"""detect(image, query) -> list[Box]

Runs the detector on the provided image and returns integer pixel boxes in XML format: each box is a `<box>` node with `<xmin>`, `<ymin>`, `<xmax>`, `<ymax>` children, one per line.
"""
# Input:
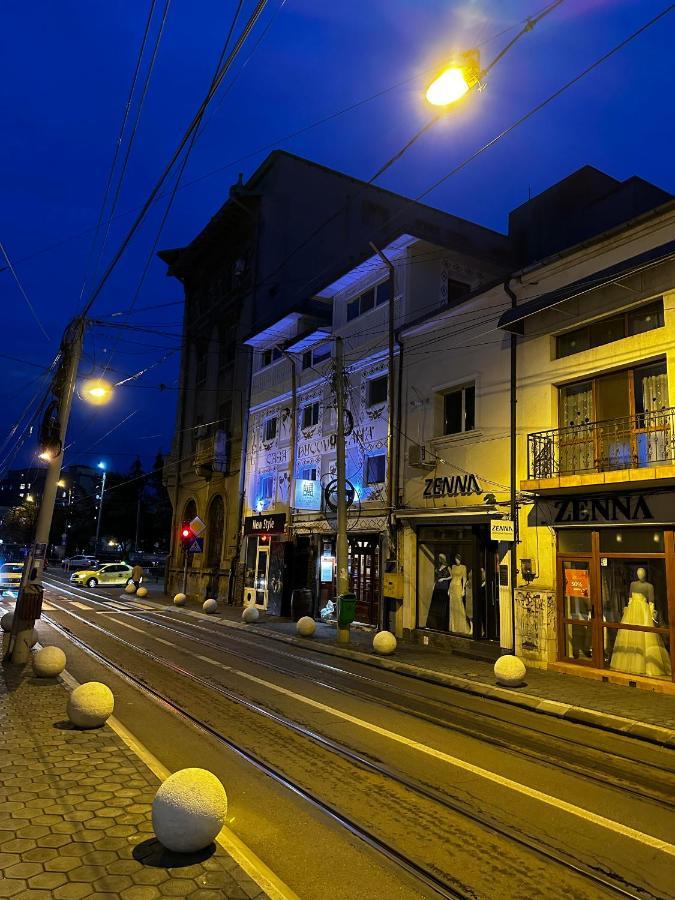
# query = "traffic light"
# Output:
<box><xmin>180</xmin><ymin>523</ymin><xmax>194</xmax><ymax>549</ymax></box>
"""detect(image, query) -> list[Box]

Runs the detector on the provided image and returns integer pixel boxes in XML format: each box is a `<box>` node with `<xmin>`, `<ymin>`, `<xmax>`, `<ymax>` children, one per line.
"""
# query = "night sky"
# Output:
<box><xmin>2</xmin><ymin>0</ymin><xmax>673</xmax><ymax>478</ymax></box>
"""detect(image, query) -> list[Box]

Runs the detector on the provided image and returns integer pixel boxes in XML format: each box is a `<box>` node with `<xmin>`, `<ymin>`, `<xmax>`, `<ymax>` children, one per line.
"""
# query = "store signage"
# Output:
<box><xmin>423</xmin><ymin>474</ymin><xmax>482</xmax><ymax>498</ymax></box>
<box><xmin>294</xmin><ymin>479</ymin><xmax>322</xmax><ymax>511</ymax></box>
<box><xmin>244</xmin><ymin>513</ymin><xmax>287</xmax><ymax>535</ymax></box>
<box><xmin>533</xmin><ymin>493</ymin><xmax>664</xmax><ymax>526</ymax></box>
<box><xmin>297</xmin><ymin>426</ymin><xmax>374</xmax><ymax>460</ymax></box>
<box><xmin>320</xmin><ymin>556</ymin><xmax>334</xmax><ymax>582</ymax></box>
<box><xmin>265</xmin><ymin>449</ymin><xmax>288</xmax><ymax>465</ymax></box>
<box><xmin>490</xmin><ymin>519</ymin><xmax>514</xmax><ymax>541</ymax></box>
<box><xmin>565</xmin><ymin>568</ymin><xmax>589</xmax><ymax>597</ymax></box>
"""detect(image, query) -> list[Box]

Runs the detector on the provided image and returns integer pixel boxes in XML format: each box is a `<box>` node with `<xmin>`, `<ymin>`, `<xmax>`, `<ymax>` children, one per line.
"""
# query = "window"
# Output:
<box><xmin>346</xmin><ymin>282</ymin><xmax>389</xmax><ymax>321</ymax></box>
<box><xmin>367</xmin><ymin>375</ymin><xmax>388</xmax><ymax>407</ymax></box>
<box><xmin>301</xmin><ymin>402</ymin><xmax>320</xmax><ymax>429</ymax></box>
<box><xmin>446</xmin><ymin>278</ymin><xmax>470</xmax><ymax>304</ymax></box>
<box><xmin>261</xmin><ymin>348</ymin><xmax>282</xmax><ymax>368</ymax></box>
<box><xmin>555</xmin><ymin>299</ymin><xmax>664</xmax><ymax>359</ymax></box>
<box><xmin>195</xmin><ymin>346</ymin><xmax>208</xmax><ymax>385</ymax></box>
<box><xmin>263</xmin><ymin>417</ymin><xmax>277</xmax><ymax>442</ymax></box>
<box><xmin>300</xmin><ymin>466</ymin><xmax>318</xmax><ymax>481</ymax></box>
<box><xmin>206</xmin><ymin>495</ymin><xmax>225</xmax><ymax>567</ymax></box>
<box><xmin>443</xmin><ymin>384</ymin><xmax>475</xmax><ymax>435</ymax></box>
<box><xmin>302</xmin><ymin>344</ymin><xmax>331</xmax><ymax>369</ymax></box>
<box><xmin>366</xmin><ymin>454</ymin><xmax>386</xmax><ymax>485</ymax></box>
<box><xmin>258</xmin><ymin>474</ymin><xmax>274</xmax><ymax>500</ymax></box>
<box><xmin>218</xmin><ymin>399</ymin><xmax>232</xmax><ymax>432</ymax></box>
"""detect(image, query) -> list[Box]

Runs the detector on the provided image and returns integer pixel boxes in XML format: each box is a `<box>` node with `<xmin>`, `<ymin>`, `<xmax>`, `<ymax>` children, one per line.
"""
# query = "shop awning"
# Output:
<box><xmin>498</xmin><ymin>239</ymin><xmax>675</xmax><ymax>333</ymax></box>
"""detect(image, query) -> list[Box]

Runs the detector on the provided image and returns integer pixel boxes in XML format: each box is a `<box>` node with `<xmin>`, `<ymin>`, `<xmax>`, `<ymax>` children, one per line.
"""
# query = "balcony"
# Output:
<box><xmin>194</xmin><ymin>430</ymin><xmax>230</xmax><ymax>478</ymax></box>
<box><xmin>526</xmin><ymin>408</ymin><xmax>675</xmax><ymax>488</ymax></box>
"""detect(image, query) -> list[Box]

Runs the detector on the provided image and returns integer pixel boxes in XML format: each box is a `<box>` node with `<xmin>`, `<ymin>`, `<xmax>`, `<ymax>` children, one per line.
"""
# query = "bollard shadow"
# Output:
<box><xmin>133</xmin><ymin>838</ymin><xmax>216</xmax><ymax>868</ymax></box>
<box><xmin>53</xmin><ymin>720</ymin><xmax>75</xmax><ymax>730</ymax></box>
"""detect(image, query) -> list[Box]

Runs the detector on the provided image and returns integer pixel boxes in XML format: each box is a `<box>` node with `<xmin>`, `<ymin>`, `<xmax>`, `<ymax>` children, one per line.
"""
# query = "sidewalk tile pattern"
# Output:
<box><xmin>0</xmin><ymin>662</ymin><xmax>267</xmax><ymax>899</ymax></box>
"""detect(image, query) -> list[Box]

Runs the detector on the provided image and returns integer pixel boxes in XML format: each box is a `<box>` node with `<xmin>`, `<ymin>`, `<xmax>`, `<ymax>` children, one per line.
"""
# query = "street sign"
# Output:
<box><xmin>190</xmin><ymin>516</ymin><xmax>206</xmax><ymax>536</ymax></box>
<box><xmin>490</xmin><ymin>519</ymin><xmax>514</xmax><ymax>541</ymax></box>
<box><xmin>187</xmin><ymin>537</ymin><xmax>204</xmax><ymax>554</ymax></box>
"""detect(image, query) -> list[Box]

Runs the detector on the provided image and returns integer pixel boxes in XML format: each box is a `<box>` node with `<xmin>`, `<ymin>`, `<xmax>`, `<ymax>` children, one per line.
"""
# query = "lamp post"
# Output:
<box><xmin>94</xmin><ymin>462</ymin><xmax>107</xmax><ymax>553</ymax></box>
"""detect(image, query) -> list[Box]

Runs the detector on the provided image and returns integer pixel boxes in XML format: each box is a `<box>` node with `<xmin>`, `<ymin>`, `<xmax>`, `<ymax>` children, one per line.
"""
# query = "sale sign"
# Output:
<box><xmin>566</xmin><ymin>568</ymin><xmax>589</xmax><ymax>598</ymax></box>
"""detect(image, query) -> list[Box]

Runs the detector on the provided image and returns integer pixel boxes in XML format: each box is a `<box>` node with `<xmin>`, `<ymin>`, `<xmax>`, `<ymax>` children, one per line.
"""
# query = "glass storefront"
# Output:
<box><xmin>417</xmin><ymin>524</ymin><xmax>500</xmax><ymax>640</ymax></box>
<box><xmin>557</xmin><ymin>527</ymin><xmax>673</xmax><ymax>680</ymax></box>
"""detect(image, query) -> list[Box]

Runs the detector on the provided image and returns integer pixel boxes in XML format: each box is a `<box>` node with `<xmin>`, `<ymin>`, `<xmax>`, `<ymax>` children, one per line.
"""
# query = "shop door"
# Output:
<box><xmin>557</xmin><ymin>557</ymin><xmax>598</xmax><ymax>665</ymax></box>
<box><xmin>348</xmin><ymin>536</ymin><xmax>380</xmax><ymax>625</ymax></box>
<box><xmin>254</xmin><ymin>544</ymin><xmax>270</xmax><ymax>608</ymax></box>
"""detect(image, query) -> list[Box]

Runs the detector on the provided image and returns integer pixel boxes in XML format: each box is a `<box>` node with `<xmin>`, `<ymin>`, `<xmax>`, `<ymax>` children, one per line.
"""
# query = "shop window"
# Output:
<box><xmin>367</xmin><ymin>375</ymin><xmax>388</xmax><ymax>407</ymax></box>
<box><xmin>557</xmin><ymin>529</ymin><xmax>592</xmax><ymax>553</ymax></box>
<box><xmin>598</xmin><ymin>527</ymin><xmax>664</xmax><ymax>553</ymax></box>
<box><xmin>555</xmin><ymin>298</ymin><xmax>664</xmax><ymax>359</ymax></box>
<box><xmin>443</xmin><ymin>384</ymin><xmax>475</xmax><ymax>435</ymax></box>
<box><xmin>301</xmin><ymin>402</ymin><xmax>320</xmax><ymax>429</ymax></box>
<box><xmin>366</xmin><ymin>454</ymin><xmax>385</xmax><ymax>484</ymax></box>
<box><xmin>263</xmin><ymin>417</ymin><xmax>277</xmax><ymax>442</ymax></box>
<box><xmin>600</xmin><ymin>557</ymin><xmax>668</xmax><ymax>625</ymax></box>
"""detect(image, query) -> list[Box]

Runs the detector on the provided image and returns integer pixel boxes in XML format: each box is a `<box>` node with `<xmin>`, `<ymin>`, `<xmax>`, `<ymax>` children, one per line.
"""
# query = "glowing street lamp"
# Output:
<box><xmin>425</xmin><ymin>49</ymin><xmax>482</xmax><ymax>107</ymax></box>
<box><xmin>81</xmin><ymin>378</ymin><xmax>113</xmax><ymax>406</ymax></box>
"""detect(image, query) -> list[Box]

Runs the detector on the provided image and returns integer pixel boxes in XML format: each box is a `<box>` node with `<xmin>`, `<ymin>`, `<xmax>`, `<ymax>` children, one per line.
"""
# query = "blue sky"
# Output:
<box><xmin>1</xmin><ymin>0</ymin><xmax>673</xmax><ymax>475</ymax></box>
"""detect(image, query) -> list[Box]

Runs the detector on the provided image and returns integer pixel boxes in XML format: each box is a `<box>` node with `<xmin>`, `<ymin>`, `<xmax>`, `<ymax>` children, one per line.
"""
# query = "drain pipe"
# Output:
<box><xmin>504</xmin><ymin>277</ymin><xmax>519</xmax><ymax>656</ymax></box>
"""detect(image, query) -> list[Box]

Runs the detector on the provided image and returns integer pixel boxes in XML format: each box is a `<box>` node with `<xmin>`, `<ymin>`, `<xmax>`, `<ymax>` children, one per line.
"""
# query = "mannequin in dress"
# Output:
<box><xmin>427</xmin><ymin>553</ymin><xmax>450</xmax><ymax>630</ymax></box>
<box><xmin>449</xmin><ymin>554</ymin><xmax>471</xmax><ymax>635</ymax></box>
<box><xmin>610</xmin><ymin>566</ymin><xmax>671</xmax><ymax>678</ymax></box>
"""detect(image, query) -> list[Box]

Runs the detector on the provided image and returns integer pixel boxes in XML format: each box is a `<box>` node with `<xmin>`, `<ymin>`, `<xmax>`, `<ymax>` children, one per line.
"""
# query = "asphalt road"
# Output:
<box><xmin>16</xmin><ymin>574</ymin><xmax>675</xmax><ymax>899</ymax></box>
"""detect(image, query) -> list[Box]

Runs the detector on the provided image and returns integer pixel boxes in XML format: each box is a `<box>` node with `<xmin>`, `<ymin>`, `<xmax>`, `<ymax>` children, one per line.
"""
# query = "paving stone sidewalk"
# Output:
<box><xmin>0</xmin><ymin>659</ymin><xmax>267</xmax><ymax>900</ymax></box>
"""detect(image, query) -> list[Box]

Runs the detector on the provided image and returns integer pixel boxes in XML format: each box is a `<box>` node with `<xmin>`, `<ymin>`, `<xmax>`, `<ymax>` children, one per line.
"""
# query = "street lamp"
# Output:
<box><xmin>425</xmin><ymin>49</ymin><xmax>482</xmax><ymax>107</ymax></box>
<box><xmin>94</xmin><ymin>461</ymin><xmax>107</xmax><ymax>552</ymax></box>
<box><xmin>81</xmin><ymin>378</ymin><xmax>113</xmax><ymax>406</ymax></box>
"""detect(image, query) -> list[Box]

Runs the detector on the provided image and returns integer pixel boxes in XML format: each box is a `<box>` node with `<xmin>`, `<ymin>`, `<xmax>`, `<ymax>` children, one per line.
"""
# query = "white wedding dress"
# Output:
<box><xmin>610</xmin><ymin>592</ymin><xmax>671</xmax><ymax>678</ymax></box>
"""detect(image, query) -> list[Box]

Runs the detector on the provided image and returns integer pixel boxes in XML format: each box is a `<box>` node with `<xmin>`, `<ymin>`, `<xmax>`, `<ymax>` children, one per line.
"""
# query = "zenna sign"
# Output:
<box><xmin>423</xmin><ymin>474</ymin><xmax>482</xmax><ymax>498</ymax></box>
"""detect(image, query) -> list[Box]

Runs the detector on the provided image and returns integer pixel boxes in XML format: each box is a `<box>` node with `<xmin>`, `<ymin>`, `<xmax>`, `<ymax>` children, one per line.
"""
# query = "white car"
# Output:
<box><xmin>63</xmin><ymin>554</ymin><xmax>98</xmax><ymax>572</ymax></box>
<box><xmin>70</xmin><ymin>563</ymin><xmax>133</xmax><ymax>588</ymax></box>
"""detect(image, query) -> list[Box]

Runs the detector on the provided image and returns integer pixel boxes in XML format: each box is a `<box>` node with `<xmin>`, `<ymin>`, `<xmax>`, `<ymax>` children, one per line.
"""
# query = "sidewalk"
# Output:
<box><xmin>0</xmin><ymin>655</ymin><xmax>268</xmax><ymax>900</ymax></box>
<box><xmin>130</xmin><ymin>588</ymin><xmax>675</xmax><ymax>746</ymax></box>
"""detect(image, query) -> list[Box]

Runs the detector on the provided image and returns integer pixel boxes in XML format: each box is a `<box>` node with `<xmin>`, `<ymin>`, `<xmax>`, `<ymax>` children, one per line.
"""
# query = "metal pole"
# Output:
<box><xmin>335</xmin><ymin>337</ymin><xmax>349</xmax><ymax>643</ymax></box>
<box><xmin>11</xmin><ymin>318</ymin><xmax>84</xmax><ymax>663</ymax></box>
<box><xmin>182</xmin><ymin>548</ymin><xmax>188</xmax><ymax>595</ymax></box>
<box><xmin>94</xmin><ymin>469</ymin><xmax>107</xmax><ymax>552</ymax></box>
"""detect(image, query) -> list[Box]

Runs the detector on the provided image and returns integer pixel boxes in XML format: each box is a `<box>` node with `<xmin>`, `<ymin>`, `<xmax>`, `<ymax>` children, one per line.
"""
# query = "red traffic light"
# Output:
<box><xmin>181</xmin><ymin>527</ymin><xmax>191</xmax><ymax>539</ymax></box>
<box><xmin>180</xmin><ymin>523</ymin><xmax>194</xmax><ymax>547</ymax></box>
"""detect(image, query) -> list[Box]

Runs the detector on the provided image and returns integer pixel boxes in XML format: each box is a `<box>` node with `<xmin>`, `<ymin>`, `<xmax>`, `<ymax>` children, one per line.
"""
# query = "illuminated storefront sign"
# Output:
<box><xmin>423</xmin><ymin>474</ymin><xmax>482</xmax><ymax>498</ymax></box>
<box><xmin>294</xmin><ymin>479</ymin><xmax>322</xmax><ymax>511</ymax></box>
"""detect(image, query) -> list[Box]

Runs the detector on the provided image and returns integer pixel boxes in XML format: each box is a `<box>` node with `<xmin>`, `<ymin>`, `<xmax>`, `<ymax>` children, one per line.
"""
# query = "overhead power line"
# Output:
<box><xmin>0</xmin><ymin>242</ymin><xmax>50</xmax><ymax>341</ymax></box>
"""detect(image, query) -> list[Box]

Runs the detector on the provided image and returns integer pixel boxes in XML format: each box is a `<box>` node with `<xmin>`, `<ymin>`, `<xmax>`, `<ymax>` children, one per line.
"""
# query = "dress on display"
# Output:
<box><xmin>427</xmin><ymin>564</ymin><xmax>450</xmax><ymax>630</ymax></box>
<box><xmin>449</xmin><ymin>564</ymin><xmax>471</xmax><ymax>635</ymax></box>
<box><xmin>609</xmin><ymin>592</ymin><xmax>671</xmax><ymax>678</ymax></box>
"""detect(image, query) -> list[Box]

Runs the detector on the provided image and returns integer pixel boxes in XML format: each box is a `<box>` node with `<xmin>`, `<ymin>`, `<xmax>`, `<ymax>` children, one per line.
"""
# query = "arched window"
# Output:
<box><xmin>206</xmin><ymin>495</ymin><xmax>225</xmax><ymax>568</ymax></box>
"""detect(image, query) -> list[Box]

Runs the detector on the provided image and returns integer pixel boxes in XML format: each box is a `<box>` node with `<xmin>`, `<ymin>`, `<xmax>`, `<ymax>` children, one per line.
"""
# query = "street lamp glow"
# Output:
<box><xmin>38</xmin><ymin>450</ymin><xmax>53</xmax><ymax>462</ymax></box>
<box><xmin>425</xmin><ymin>49</ymin><xmax>481</xmax><ymax>107</ymax></box>
<box><xmin>97</xmin><ymin>461</ymin><xmax>106</xmax><ymax>470</ymax></box>
<box><xmin>81</xmin><ymin>378</ymin><xmax>113</xmax><ymax>406</ymax></box>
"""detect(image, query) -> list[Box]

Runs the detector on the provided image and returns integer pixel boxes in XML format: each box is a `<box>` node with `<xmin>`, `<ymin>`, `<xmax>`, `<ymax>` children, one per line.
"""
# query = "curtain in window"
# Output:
<box><xmin>641</xmin><ymin>372</ymin><xmax>670</xmax><ymax>465</ymax></box>
<box><xmin>559</xmin><ymin>384</ymin><xmax>594</xmax><ymax>474</ymax></box>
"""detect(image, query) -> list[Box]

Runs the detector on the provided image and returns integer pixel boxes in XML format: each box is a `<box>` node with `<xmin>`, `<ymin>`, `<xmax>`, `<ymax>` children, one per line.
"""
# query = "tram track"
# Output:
<box><xmin>44</xmin><ymin>577</ymin><xmax>675</xmax><ymax>808</ymax></box>
<box><xmin>39</xmin><ymin>590</ymin><xmax>666</xmax><ymax>899</ymax></box>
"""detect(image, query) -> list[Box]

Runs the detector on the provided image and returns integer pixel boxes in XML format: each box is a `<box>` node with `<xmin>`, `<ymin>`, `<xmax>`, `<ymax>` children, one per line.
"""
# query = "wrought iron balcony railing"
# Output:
<box><xmin>528</xmin><ymin>407</ymin><xmax>675</xmax><ymax>479</ymax></box>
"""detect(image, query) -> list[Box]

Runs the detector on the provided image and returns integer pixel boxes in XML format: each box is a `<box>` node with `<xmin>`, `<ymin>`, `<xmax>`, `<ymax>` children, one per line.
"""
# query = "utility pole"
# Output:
<box><xmin>335</xmin><ymin>336</ymin><xmax>349</xmax><ymax>644</ymax></box>
<box><xmin>10</xmin><ymin>319</ymin><xmax>84</xmax><ymax>663</ymax></box>
<box><xmin>94</xmin><ymin>463</ymin><xmax>107</xmax><ymax>552</ymax></box>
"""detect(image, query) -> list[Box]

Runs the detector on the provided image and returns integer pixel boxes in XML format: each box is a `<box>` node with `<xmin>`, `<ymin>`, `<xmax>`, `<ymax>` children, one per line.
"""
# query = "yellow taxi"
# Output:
<box><xmin>0</xmin><ymin>562</ymin><xmax>23</xmax><ymax>593</ymax></box>
<box><xmin>70</xmin><ymin>562</ymin><xmax>133</xmax><ymax>588</ymax></box>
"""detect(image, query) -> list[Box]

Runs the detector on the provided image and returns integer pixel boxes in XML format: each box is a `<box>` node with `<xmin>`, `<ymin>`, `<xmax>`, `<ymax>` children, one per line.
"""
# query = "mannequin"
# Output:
<box><xmin>610</xmin><ymin>566</ymin><xmax>671</xmax><ymax>678</ymax></box>
<box><xmin>464</xmin><ymin>570</ymin><xmax>474</xmax><ymax>635</ymax></box>
<box><xmin>449</xmin><ymin>554</ymin><xmax>471</xmax><ymax>635</ymax></box>
<box><xmin>427</xmin><ymin>553</ymin><xmax>450</xmax><ymax>630</ymax></box>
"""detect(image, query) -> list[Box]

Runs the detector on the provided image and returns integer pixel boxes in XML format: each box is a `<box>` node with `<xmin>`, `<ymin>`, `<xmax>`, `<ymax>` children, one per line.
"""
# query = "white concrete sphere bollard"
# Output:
<box><xmin>1</xmin><ymin>611</ymin><xmax>14</xmax><ymax>632</ymax></box>
<box><xmin>152</xmin><ymin>767</ymin><xmax>228</xmax><ymax>854</ymax></box>
<box><xmin>67</xmin><ymin>682</ymin><xmax>114</xmax><ymax>729</ymax></box>
<box><xmin>136</xmin><ymin>586</ymin><xmax>149</xmax><ymax>598</ymax></box>
<box><xmin>33</xmin><ymin>646</ymin><xmax>66</xmax><ymax>678</ymax></box>
<box><xmin>173</xmin><ymin>593</ymin><xmax>187</xmax><ymax>607</ymax></box>
<box><xmin>241</xmin><ymin>605</ymin><xmax>259</xmax><ymax>623</ymax></box>
<box><xmin>125</xmin><ymin>583</ymin><xmax>137</xmax><ymax>594</ymax></box>
<box><xmin>373</xmin><ymin>631</ymin><xmax>397</xmax><ymax>656</ymax></box>
<box><xmin>296</xmin><ymin>616</ymin><xmax>316</xmax><ymax>637</ymax></box>
<box><xmin>494</xmin><ymin>655</ymin><xmax>527</xmax><ymax>687</ymax></box>
<box><xmin>203</xmin><ymin>598</ymin><xmax>218</xmax><ymax>614</ymax></box>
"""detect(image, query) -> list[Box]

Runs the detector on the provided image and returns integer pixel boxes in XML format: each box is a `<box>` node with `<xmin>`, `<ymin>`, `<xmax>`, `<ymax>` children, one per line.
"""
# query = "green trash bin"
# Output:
<box><xmin>337</xmin><ymin>593</ymin><xmax>357</xmax><ymax>629</ymax></box>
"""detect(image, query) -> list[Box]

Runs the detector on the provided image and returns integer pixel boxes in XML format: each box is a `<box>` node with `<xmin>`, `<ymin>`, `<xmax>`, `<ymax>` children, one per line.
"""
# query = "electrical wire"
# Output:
<box><xmin>0</xmin><ymin>242</ymin><xmax>50</xmax><ymax>341</ymax></box>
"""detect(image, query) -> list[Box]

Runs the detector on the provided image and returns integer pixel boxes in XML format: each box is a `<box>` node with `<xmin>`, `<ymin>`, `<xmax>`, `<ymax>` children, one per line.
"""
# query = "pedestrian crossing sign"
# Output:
<box><xmin>188</xmin><ymin>537</ymin><xmax>204</xmax><ymax>553</ymax></box>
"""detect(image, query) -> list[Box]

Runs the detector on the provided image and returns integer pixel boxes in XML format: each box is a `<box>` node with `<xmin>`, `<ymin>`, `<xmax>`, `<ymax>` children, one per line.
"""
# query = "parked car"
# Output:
<box><xmin>62</xmin><ymin>554</ymin><xmax>98</xmax><ymax>572</ymax></box>
<box><xmin>70</xmin><ymin>562</ymin><xmax>133</xmax><ymax>588</ymax></box>
<box><xmin>0</xmin><ymin>562</ymin><xmax>23</xmax><ymax>593</ymax></box>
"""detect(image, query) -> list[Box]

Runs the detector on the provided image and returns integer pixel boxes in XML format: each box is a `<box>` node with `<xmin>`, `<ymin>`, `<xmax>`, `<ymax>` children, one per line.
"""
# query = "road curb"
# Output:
<box><xmin>160</xmin><ymin>604</ymin><xmax>675</xmax><ymax>749</ymax></box>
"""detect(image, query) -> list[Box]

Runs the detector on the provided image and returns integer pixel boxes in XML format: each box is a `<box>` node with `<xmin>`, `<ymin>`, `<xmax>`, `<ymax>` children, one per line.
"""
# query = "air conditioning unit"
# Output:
<box><xmin>408</xmin><ymin>444</ymin><xmax>434</xmax><ymax>469</ymax></box>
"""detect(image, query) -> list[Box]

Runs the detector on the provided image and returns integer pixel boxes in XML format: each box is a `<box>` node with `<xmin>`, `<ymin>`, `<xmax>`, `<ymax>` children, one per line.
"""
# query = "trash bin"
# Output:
<box><xmin>336</xmin><ymin>593</ymin><xmax>357</xmax><ymax>629</ymax></box>
<box><xmin>291</xmin><ymin>588</ymin><xmax>312</xmax><ymax>621</ymax></box>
